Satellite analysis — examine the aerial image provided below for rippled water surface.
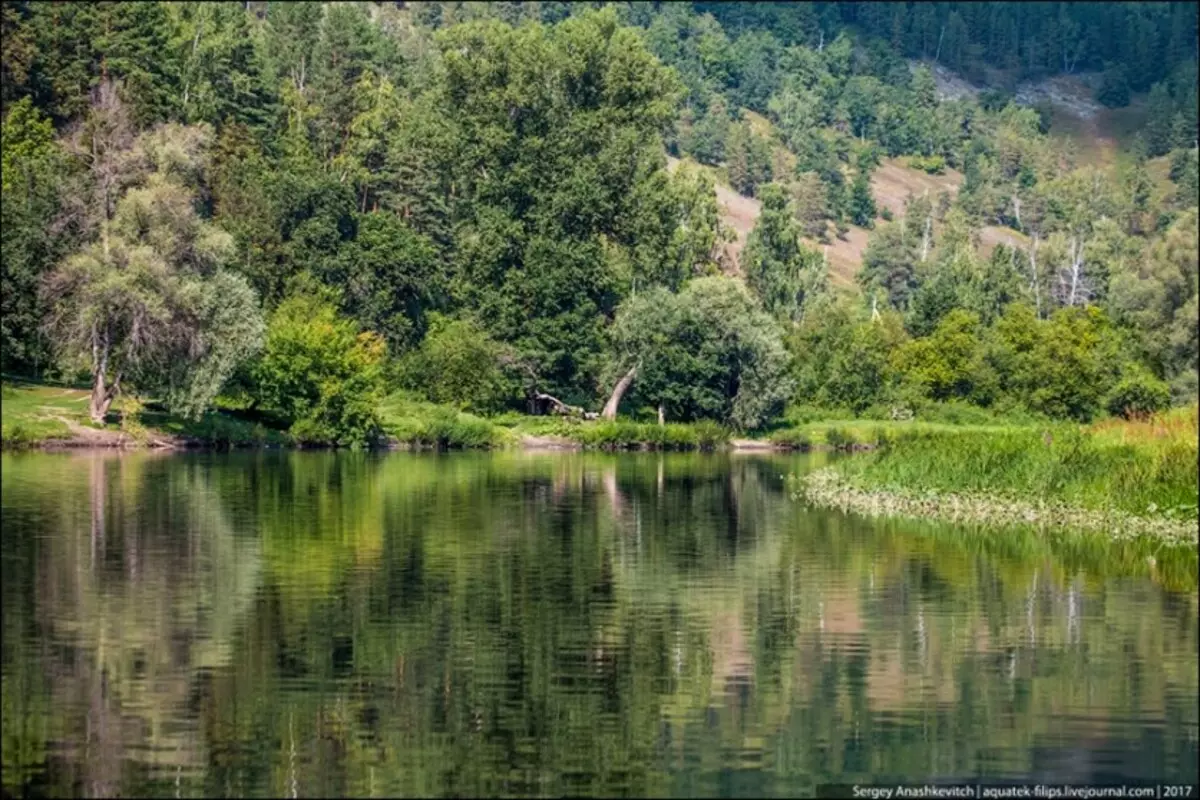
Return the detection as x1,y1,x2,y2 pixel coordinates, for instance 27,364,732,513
2,450,1197,797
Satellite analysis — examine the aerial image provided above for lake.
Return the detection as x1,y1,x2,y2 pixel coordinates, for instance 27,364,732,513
2,450,1197,798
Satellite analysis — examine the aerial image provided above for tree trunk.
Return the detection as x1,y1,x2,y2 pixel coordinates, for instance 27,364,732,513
601,365,638,421
657,405,665,426
1029,232,1042,319
89,331,115,423
89,374,117,424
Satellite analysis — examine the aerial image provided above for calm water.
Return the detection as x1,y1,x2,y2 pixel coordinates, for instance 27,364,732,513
1,450,1197,798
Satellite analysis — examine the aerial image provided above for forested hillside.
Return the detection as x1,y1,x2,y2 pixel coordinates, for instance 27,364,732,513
2,1,1197,445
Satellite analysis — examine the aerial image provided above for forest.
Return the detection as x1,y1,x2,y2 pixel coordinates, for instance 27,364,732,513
2,0,1198,447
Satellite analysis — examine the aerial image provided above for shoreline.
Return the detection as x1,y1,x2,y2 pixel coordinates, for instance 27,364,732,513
793,467,1199,545
5,431,870,453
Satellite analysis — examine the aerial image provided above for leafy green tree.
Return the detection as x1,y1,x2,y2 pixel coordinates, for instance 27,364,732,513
892,309,987,403
609,276,791,429
789,296,908,413
849,168,877,227
250,287,385,446
860,222,919,310
688,96,730,165
321,212,439,353
1,98,71,375
42,122,264,422
401,313,518,414
1107,209,1198,400
1105,365,1172,419
743,184,825,323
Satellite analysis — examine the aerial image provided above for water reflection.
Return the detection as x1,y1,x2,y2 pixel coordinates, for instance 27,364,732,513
1,451,1196,798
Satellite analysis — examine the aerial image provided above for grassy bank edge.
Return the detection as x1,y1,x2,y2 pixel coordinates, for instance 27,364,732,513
792,467,1198,545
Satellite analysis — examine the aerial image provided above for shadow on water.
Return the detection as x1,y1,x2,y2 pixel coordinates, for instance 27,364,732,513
2,450,1197,797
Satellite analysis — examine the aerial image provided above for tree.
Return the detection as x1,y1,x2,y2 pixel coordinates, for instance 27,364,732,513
859,222,919,310
399,313,516,414
849,168,877,227
608,276,791,429
743,183,825,323
1,98,70,375
724,120,772,196
249,288,385,446
789,171,830,240
892,309,986,403
321,211,439,353
42,121,264,422
1095,64,1131,108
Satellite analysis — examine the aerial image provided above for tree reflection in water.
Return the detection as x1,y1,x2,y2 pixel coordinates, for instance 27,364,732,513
1,451,1196,798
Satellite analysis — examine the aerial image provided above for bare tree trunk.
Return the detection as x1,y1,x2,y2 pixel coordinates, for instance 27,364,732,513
920,215,932,262
934,26,945,63
1029,233,1042,319
657,405,665,426
89,329,114,423
601,365,637,420
1067,235,1085,306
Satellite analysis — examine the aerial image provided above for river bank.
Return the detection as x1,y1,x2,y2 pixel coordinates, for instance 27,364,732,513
791,406,1200,543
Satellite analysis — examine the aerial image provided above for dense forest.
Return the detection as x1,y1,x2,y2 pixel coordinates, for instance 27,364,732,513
2,1,1197,445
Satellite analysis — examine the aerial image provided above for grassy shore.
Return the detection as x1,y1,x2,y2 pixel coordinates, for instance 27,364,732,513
792,405,1200,543
1,379,290,448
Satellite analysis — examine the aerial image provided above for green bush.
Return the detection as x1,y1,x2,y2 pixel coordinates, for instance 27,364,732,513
1105,369,1172,419
770,428,812,450
823,426,857,449
397,314,518,414
249,292,387,447
909,154,946,175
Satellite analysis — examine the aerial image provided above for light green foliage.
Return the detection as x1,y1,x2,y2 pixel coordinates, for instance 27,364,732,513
1,98,70,375
987,304,1123,422
611,277,792,430
42,120,263,420
893,309,987,404
1106,365,1172,419
743,183,825,323
789,298,909,414
251,291,385,447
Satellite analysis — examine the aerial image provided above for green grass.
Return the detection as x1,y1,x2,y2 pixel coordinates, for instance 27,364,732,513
1,378,292,449
2,380,94,447
378,393,511,449
797,405,1200,535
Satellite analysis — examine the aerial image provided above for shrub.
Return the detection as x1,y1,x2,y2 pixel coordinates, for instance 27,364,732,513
250,292,387,447
823,426,857,449
398,314,517,414
1105,369,1172,419
880,207,894,222
770,428,812,450
909,154,946,175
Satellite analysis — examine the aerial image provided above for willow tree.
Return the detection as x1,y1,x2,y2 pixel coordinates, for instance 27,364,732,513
605,276,792,430
42,113,263,422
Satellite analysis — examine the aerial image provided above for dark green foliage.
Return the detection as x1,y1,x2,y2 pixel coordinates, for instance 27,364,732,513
1096,65,1132,109
1106,367,1173,419
849,169,877,227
